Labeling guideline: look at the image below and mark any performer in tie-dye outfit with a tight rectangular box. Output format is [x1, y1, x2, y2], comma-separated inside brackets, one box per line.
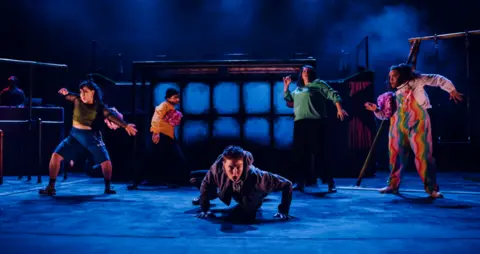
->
[365, 64, 463, 198]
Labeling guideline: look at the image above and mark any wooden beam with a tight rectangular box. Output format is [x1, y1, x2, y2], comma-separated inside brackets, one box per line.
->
[408, 30, 480, 42]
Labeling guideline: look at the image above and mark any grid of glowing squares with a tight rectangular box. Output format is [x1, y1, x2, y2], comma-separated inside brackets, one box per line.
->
[153, 81, 294, 148]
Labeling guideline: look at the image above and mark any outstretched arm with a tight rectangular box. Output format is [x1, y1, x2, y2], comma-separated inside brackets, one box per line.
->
[58, 88, 78, 102]
[419, 74, 456, 93]
[256, 170, 293, 215]
[100, 104, 137, 136]
[365, 92, 396, 120]
[310, 80, 342, 104]
[373, 106, 393, 120]
[102, 106, 128, 128]
[419, 74, 463, 103]
[198, 157, 221, 213]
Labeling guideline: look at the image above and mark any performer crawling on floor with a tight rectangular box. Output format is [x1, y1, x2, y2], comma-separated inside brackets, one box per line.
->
[195, 146, 293, 221]
[39, 80, 137, 196]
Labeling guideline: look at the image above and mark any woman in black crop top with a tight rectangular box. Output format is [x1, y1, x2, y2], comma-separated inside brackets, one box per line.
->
[39, 80, 137, 195]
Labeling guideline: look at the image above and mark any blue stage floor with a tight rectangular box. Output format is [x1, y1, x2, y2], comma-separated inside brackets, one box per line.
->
[1, 171, 480, 254]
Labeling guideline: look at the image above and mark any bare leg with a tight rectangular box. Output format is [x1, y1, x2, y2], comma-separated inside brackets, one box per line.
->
[101, 160, 116, 194]
[39, 153, 63, 195]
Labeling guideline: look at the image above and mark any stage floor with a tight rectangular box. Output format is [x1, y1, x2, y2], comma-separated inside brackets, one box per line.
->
[1, 171, 480, 253]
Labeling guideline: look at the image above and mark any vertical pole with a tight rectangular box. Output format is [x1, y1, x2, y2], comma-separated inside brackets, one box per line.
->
[28, 65, 34, 131]
[131, 65, 137, 179]
[365, 36, 369, 70]
[0, 129, 3, 185]
[37, 118, 42, 183]
[465, 31, 471, 142]
[92, 40, 97, 72]
[434, 34, 442, 143]
[27, 65, 34, 182]
[269, 80, 275, 148]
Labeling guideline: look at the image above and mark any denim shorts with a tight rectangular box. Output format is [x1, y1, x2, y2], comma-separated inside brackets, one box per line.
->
[54, 127, 110, 165]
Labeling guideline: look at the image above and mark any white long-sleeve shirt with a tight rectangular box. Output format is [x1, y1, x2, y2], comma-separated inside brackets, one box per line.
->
[396, 74, 456, 109]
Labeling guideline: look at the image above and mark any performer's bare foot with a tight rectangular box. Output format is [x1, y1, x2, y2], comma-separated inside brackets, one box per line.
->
[430, 191, 444, 199]
[379, 186, 399, 194]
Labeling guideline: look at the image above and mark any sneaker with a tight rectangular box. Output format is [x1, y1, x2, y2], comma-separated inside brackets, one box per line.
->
[328, 182, 337, 193]
[192, 196, 200, 205]
[430, 191, 444, 199]
[104, 188, 117, 194]
[379, 186, 399, 194]
[39, 185, 56, 196]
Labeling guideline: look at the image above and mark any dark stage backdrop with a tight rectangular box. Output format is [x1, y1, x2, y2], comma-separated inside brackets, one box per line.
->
[103, 58, 377, 181]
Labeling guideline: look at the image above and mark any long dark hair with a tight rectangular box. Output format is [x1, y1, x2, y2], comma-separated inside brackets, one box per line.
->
[389, 63, 422, 88]
[296, 65, 317, 87]
[79, 80, 104, 104]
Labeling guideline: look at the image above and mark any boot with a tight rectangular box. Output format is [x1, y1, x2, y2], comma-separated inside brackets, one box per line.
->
[39, 185, 56, 196]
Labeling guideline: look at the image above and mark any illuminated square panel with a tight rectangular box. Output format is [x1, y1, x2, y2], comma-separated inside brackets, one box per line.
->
[274, 81, 294, 114]
[214, 82, 240, 114]
[183, 82, 210, 114]
[213, 117, 240, 138]
[153, 82, 180, 107]
[244, 117, 270, 145]
[243, 82, 271, 114]
[274, 117, 294, 149]
[182, 120, 209, 145]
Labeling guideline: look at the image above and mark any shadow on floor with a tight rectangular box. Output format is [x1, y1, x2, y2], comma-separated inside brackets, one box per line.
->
[25, 195, 134, 205]
[184, 206, 296, 233]
[390, 193, 474, 209]
[300, 191, 350, 199]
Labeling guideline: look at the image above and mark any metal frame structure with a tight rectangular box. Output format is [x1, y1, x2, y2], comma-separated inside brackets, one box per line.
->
[130, 58, 315, 174]
[0, 58, 67, 183]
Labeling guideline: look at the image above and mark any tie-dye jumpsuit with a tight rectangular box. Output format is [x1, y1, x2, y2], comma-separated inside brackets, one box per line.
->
[373, 74, 457, 194]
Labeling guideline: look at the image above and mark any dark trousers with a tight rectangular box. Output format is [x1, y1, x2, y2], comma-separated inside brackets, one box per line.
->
[134, 133, 188, 185]
[293, 119, 333, 186]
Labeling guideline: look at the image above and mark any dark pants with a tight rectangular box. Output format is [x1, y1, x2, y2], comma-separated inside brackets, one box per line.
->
[55, 127, 110, 165]
[293, 119, 333, 186]
[134, 133, 188, 185]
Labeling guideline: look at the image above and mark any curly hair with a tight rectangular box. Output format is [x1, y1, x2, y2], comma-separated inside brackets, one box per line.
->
[79, 80, 104, 104]
[389, 63, 421, 87]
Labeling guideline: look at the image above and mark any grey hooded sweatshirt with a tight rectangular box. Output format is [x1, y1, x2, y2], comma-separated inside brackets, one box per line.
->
[199, 151, 293, 215]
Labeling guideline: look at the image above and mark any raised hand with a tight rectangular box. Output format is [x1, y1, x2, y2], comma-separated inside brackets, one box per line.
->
[274, 212, 292, 220]
[125, 124, 137, 136]
[152, 133, 160, 144]
[196, 211, 214, 219]
[337, 109, 348, 121]
[449, 90, 464, 104]
[58, 88, 68, 96]
[364, 102, 378, 111]
[105, 107, 123, 130]
[283, 76, 292, 92]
